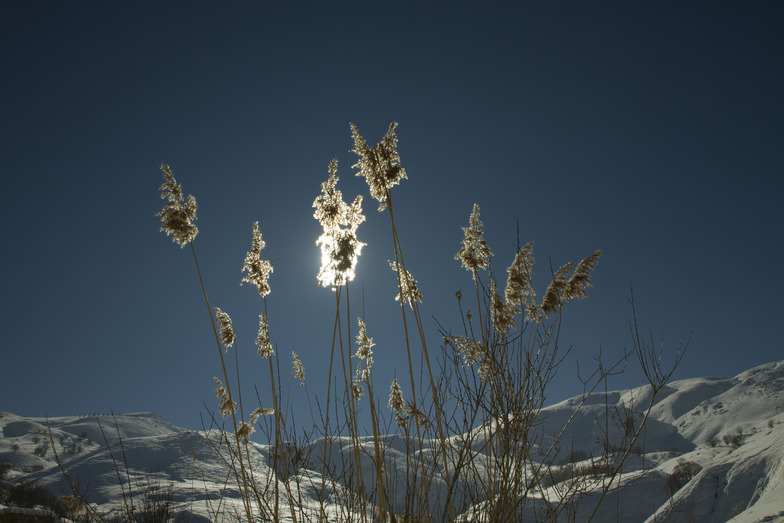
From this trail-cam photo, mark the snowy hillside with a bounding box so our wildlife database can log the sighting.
[2,361,783,521]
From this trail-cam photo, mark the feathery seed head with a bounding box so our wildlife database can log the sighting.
[291,351,305,386]
[316,229,366,289]
[350,122,408,211]
[505,242,535,308]
[539,262,575,317]
[490,279,517,332]
[214,307,235,350]
[352,364,364,400]
[241,221,273,297]
[354,318,375,360]
[347,195,366,232]
[236,407,275,441]
[213,377,237,418]
[362,357,373,381]
[455,204,493,280]
[389,260,423,308]
[236,422,254,442]
[313,159,349,233]
[156,163,198,247]
[449,336,485,367]
[388,378,405,413]
[314,160,366,289]
[564,250,602,300]
[477,359,493,381]
[527,299,543,324]
[256,314,273,358]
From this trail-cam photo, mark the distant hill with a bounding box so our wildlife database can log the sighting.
[2,361,783,521]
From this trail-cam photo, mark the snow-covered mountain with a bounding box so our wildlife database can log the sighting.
[2,360,783,522]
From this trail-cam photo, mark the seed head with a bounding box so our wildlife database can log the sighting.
[354,318,375,360]
[564,250,602,300]
[389,260,423,308]
[317,229,366,289]
[352,363,365,400]
[313,159,349,233]
[490,279,517,332]
[314,159,366,289]
[236,407,275,441]
[449,336,485,367]
[388,378,405,413]
[291,351,305,386]
[505,242,535,308]
[455,204,493,280]
[213,377,237,418]
[241,222,273,298]
[539,262,574,317]
[256,314,273,358]
[214,307,235,350]
[155,163,198,247]
[350,122,407,211]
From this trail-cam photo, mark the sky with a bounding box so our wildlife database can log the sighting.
[2,1,782,434]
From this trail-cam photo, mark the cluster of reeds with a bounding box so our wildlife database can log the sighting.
[151,123,686,522]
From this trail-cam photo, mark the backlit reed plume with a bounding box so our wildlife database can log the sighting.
[388,378,405,412]
[354,318,375,360]
[213,377,237,417]
[352,364,365,400]
[456,204,493,279]
[256,313,273,358]
[350,122,407,211]
[539,250,603,316]
[236,407,275,442]
[564,250,603,300]
[291,351,305,386]
[505,242,535,308]
[156,162,198,247]
[539,262,574,317]
[388,378,408,429]
[353,319,375,384]
[448,336,485,367]
[388,260,423,308]
[313,159,366,288]
[490,279,517,332]
[214,307,235,350]
[241,221,273,298]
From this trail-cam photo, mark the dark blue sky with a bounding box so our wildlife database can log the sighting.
[2,2,782,432]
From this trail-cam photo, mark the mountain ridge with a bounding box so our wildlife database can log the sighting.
[2,360,783,521]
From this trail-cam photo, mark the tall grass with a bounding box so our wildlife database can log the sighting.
[150,123,686,522]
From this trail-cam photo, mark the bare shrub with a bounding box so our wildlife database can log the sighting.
[723,426,745,448]
[667,459,702,494]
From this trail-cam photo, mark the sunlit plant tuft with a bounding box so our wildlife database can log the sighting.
[155,162,198,247]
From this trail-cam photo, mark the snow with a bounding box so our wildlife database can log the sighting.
[2,360,783,521]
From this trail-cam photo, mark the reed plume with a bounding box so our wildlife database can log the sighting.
[490,279,517,332]
[214,307,235,350]
[155,162,198,247]
[448,336,485,367]
[354,318,375,360]
[564,250,603,300]
[388,260,423,308]
[291,351,305,386]
[540,262,574,317]
[236,407,275,442]
[313,159,366,288]
[255,314,273,358]
[505,242,535,306]
[456,204,493,280]
[539,250,603,316]
[350,122,407,210]
[241,221,273,298]
[213,377,237,417]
